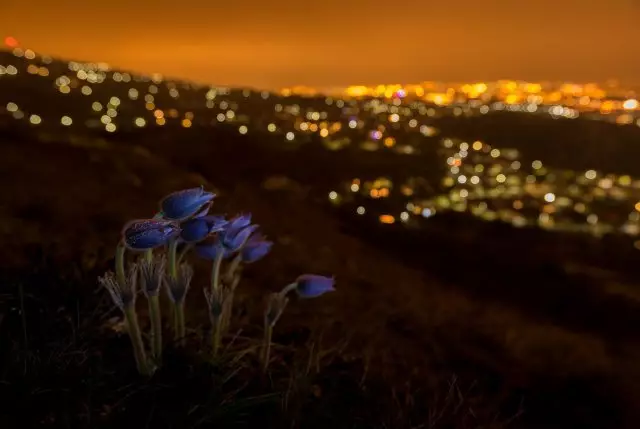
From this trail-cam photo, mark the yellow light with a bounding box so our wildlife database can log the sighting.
[384,137,396,148]
[472,141,482,151]
[145,102,155,111]
[185,111,194,120]
[379,215,395,224]
[135,117,146,127]
[154,109,164,119]
[319,128,329,137]
[156,117,166,126]
[239,125,248,134]
[29,114,42,125]
[635,202,640,212]
[105,123,116,132]
[61,116,72,126]
[505,94,519,105]
[181,119,192,128]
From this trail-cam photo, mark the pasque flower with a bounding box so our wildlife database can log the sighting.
[160,187,215,221]
[122,219,179,251]
[194,239,232,260]
[99,263,152,375]
[180,215,228,243]
[98,263,139,310]
[194,214,258,260]
[220,217,259,253]
[294,274,335,298]
[139,254,166,297]
[165,263,194,304]
[241,234,273,263]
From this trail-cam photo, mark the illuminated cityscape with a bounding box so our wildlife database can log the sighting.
[2,43,640,247]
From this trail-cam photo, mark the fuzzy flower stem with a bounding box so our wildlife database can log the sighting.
[225,253,242,282]
[144,249,153,263]
[211,251,223,294]
[168,238,179,280]
[175,302,186,344]
[212,314,222,358]
[279,282,298,298]
[124,305,151,376]
[221,275,241,335]
[261,324,273,373]
[148,295,162,361]
[115,241,127,289]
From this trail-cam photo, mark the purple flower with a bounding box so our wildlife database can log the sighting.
[122,219,180,250]
[227,213,252,230]
[180,215,228,243]
[295,275,335,298]
[221,223,259,253]
[159,187,215,221]
[241,234,273,263]
[194,240,232,260]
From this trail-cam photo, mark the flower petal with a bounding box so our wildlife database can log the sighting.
[295,274,335,298]
[160,187,216,221]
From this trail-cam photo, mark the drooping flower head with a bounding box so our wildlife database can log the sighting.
[139,254,166,297]
[159,187,215,221]
[122,219,180,251]
[194,238,231,260]
[180,215,228,243]
[219,214,258,253]
[241,234,273,263]
[165,263,194,304]
[295,274,335,298]
[98,264,139,310]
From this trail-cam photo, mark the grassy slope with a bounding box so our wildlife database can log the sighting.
[0,132,638,428]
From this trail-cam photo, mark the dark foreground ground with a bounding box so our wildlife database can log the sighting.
[2,125,640,428]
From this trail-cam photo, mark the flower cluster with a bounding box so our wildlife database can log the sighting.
[98,186,335,375]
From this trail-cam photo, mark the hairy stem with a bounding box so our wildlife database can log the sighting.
[279,282,298,298]
[115,241,127,289]
[148,295,162,361]
[261,324,273,373]
[175,302,186,345]
[212,314,222,358]
[168,238,179,280]
[221,275,241,335]
[124,305,151,376]
[224,253,242,283]
[210,251,223,294]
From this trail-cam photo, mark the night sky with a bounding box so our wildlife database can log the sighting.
[1,0,639,89]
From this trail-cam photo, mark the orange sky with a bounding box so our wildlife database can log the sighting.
[1,0,639,89]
